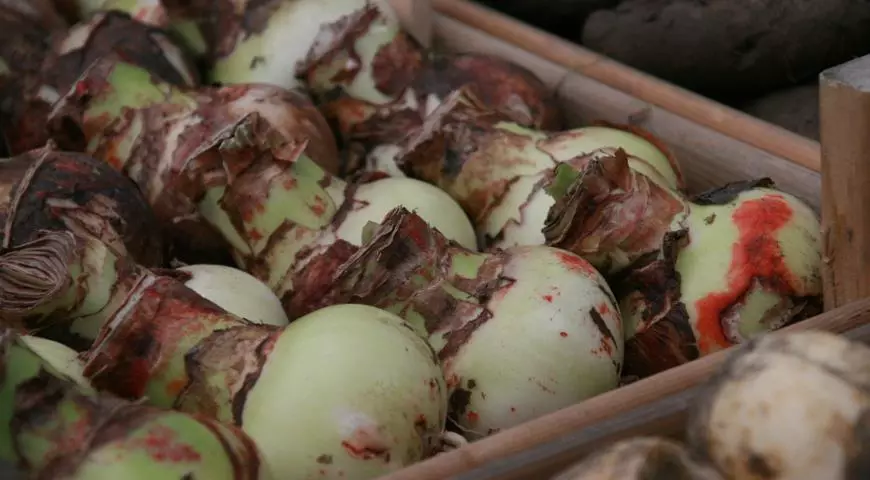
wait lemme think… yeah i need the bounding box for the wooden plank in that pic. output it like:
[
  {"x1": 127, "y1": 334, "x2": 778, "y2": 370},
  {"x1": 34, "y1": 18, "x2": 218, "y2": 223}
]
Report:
[
  {"x1": 820, "y1": 55, "x2": 870, "y2": 309},
  {"x1": 430, "y1": 14, "x2": 820, "y2": 211},
  {"x1": 431, "y1": 0, "x2": 822, "y2": 174},
  {"x1": 381, "y1": 296, "x2": 870, "y2": 480},
  {"x1": 456, "y1": 321, "x2": 870, "y2": 480}
]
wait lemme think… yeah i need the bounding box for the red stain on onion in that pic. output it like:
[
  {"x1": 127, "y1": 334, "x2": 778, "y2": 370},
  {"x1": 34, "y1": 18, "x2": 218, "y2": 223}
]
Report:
[{"x1": 694, "y1": 195, "x2": 796, "y2": 353}]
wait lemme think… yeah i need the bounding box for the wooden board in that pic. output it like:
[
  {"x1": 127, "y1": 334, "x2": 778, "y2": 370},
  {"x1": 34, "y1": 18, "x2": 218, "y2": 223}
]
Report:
[
  {"x1": 383, "y1": 297, "x2": 870, "y2": 480},
  {"x1": 377, "y1": 6, "x2": 866, "y2": 480},
  {"x1": 430, "y1": 0, "x2": 822, "y2": 174}
]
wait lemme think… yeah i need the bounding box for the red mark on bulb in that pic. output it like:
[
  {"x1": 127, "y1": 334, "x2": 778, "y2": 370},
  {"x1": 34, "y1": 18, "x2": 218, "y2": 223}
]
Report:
[
  {"x1": 694, "y1": 195, "x2": 796, "y2": 353},
  {"x1": 559, "y1": 331, "x2": 568, "y2": 338}
]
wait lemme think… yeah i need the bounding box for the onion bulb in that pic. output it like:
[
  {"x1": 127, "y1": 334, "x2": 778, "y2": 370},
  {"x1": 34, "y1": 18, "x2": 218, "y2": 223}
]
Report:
[
  {"x1": 288, "y1": 207, "x2": 623, "y2": 439},
  {"x1": 618, "y1": 179, "x2": 822, "y2": 377},
  {"x1": 84, "y1": 300, "x2": 448, "y2": 479},
  {"x1": 177, "y1": 264, "x2": 290, "y2": 327},
  {"x1": 391, "y1": 89, "x2": 682, "y2": 271},
  {"x1": 335, "y1": 177, "x2": 478, "y2": 249},
  {"x1": 49, "y1": 58, "x2": 478, "y2": 305},
  {"x1": 687, "y1": 330, "x2": 870, "y2": 480},
  {"x1": 3, "y1": 8, "x2": 198, "y2": 154},
  {"x1": 551, "y1": 437, "x2": 722, "y2": 480},
  {"x1": 0, "y1": 328, "x2": 272, "y2": 479}
]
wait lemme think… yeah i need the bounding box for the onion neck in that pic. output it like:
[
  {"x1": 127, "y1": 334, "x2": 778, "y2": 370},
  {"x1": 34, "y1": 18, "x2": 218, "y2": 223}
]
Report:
[
  {"x1": 286, "y1": 207, "x2": 500, "y2": 357},
  {"x1": 0, "y1": 232, "x2": 143, "y2": 350}
]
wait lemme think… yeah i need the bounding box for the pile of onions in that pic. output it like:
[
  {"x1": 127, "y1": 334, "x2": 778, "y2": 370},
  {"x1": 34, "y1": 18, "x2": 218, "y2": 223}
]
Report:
[
  {"x1": 0, "y1": 328, "x2": 271, "y2": 479},
  {"x1": 289, "y1": 207, "x2": 624, "y2": 439}
]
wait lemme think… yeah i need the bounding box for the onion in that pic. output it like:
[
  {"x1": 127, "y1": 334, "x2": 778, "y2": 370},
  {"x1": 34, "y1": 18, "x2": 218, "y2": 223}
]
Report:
[
  {"x1": 19, "y1": 335, "x2": 90, "y2": 389},
  {"x1": 0, "y1": 145, "x2": 164, "y2": 266},
  {"x1": 335, "y1": 177, "x2": 478, "y2": 249},
  {"x1": 83, "y1": 301, "x2": 448, "y2": 479},
  {"x1": 177, "y1": 264, "x2": 290, "y2": 327},
  {"x1": 0, "y1": 329, "x2": 271, "y2": 479},
  {"x1": 2, "y1": 9, "x2": 198, "y2": 155},
  {"x1": 392, "y1": 89, "x2": 682, "y2": 267},
  {"x1": 551, "y1": 437, "x2": 722, "y2": 480},
  {"x1": 208, "y1": 0, "x2": 401, "y2": 92},
  {"x1": 687, "y1": 330, "x2": 870, "y2": 480},
  {"x1": 618, "y1": 179, "x2": 822, "y2": 377},
  {"x1": 288, "y1": 207, "x2": 623, "y2": 439},
  {"x1": 0, "y1": 2, "x2": 65, "y2": 154},
  {"x1": 49, "y1": 58, "x2": 478, "y2": 303},
  {"x1": 0, "y1": 231, "x2": 148, "y2": 350},
  {"x1": 200, "y1": 0, "x2": 561, "y2": 175}
]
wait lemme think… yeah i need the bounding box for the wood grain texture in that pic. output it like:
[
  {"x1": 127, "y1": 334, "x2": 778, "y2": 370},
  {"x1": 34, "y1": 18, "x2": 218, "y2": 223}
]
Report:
[
  {"x1": 431, "y1": 0, "x2": 822, "y2": 173},
  {"x1": 382, "y1": 298, "x2": 870, "y2": 480},
  {"x1": 820, "y1": 55, "x2": 870, "y2": 309}
]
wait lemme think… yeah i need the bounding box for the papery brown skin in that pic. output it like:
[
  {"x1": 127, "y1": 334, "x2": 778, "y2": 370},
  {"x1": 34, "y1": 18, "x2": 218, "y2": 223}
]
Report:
[
  {"x1": 0, "y1": 329, "x2": 269, "y2": 480},
  {"x1": 83, "y1": 273, "x2": 261, "y2": 416},
  {"x1": 550, "y1": 437, "x2": 723, "y2": 480},
  {"x1": 2, "y1": 10, "x2": 200, "y2": 155},
  {"x1": 48, "y1": 57, "x2": 343, "y2": 265},
  {"x1": 0, "y1": 145, "x2": 165, "y2": 267},
  {"x1": 0, "y1": 2, "x2": 65, "y2": 154},
  {"x1": 395, "y1": 89, "x2": 529, "y2": 224},
  {"x1": 301, "y1": 5, "x2": 561, "y2": 172},
  {"x1": 616, "y1": 179, "x2": 822, "y2": 378},
  {"x1": 543, "y1": 147, "x2": 688, "y2": 275}
]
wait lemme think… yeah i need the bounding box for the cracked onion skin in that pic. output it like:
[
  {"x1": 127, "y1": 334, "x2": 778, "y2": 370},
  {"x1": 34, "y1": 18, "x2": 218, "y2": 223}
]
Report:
[
  {"x1": 0, "y1": 328, "x2": 271, "y2": 480},
  {"x1": 392, "y1": 89, "x2": 682, "y2": 267},
  {"x1": 550, "y1": 437, "x2": 722, "y2": 480},
  {"x1": 49, "y1": 58, "x2": 476, "y2": 296},
  {"x1": 289, "y1": 207, "x2": 623, "y2": 440},
  {"x1": 1, "y1": 10, "x2": 198, "y2": 155},
  {"x1": 0, "y1": 145, "x2": 164, "y2": 266},
  {"x1": 198, "y1": 0, "x2": 560, "y2": 172},
  {"x1": 618, "y1": 179, "x2": 822, "y2": 378},
  {"x1": 83, "y1": 302, "x2": 448, "y2": 480},
  {"x1": 687, "y1": 330, "x2": 870, "y2": 480}
]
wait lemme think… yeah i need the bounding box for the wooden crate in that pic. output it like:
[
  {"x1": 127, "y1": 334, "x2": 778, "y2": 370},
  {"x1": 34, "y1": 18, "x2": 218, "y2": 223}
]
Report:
[{"x1": 382, "y1": 1, "x2": 870, "y2": 479}]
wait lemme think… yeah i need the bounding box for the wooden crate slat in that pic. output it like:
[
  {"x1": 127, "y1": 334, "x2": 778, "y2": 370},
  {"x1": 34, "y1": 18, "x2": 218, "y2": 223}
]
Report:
[{"x1": 431, "y1": 0, "x2": 822, "y2": 173}]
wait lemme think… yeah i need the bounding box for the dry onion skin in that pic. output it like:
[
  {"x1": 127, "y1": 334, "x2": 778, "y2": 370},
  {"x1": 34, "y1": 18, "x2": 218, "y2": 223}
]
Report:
[
  {"x1": 1, "y1": 9, "x2": 198, "y2": 155},
  {"x1": 49, "y1": 57, "x2": 477, "y2": 297},
  {"x1": 618, "y1": 179, "x2": 822, "y2": 377},
  {"x1": 83, "y1": 303, "x2": 448, "y2": 479},
  {"x1": 389, "y1": 89, "x2": 683, "y2": 273},
  {"x1": 199, "y1": 0, "x2": 560, "y2": 169},
  {"x1": 0, "y1": 1, "x2": 67, "y2": 154},
  {"x1": 687, "y1": 330, "x2": 870, "y2": 480},
  {"x1": 0, "y1": 328, "x2": 271, "y2": 480},
  {"x1": 550, "y1": 437, "x2": 722, "y2": 480},
  {"x1": 289, "y1": 207, "x2": 623, "y2": 439}
]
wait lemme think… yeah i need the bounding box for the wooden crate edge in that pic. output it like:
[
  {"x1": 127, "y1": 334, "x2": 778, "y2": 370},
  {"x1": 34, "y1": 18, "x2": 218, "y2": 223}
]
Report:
[
  {"x1": 381, "y1": 298, "x2": 870, "y2": 480},
  {"x1": 431, "y1": 0, "x2": 822, "y2": 173}
]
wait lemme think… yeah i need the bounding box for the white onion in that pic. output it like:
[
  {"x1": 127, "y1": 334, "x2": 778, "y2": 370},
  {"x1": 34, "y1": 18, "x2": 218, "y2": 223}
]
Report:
[
  {"x1": 177, "y1": 264, "x2": 290, "y2": 326},
  {"x1": 242, "y1": 304, "x2": 447, "y2": 479},
  {"x1": 337, "y1": 177, "x2": 478, "y2": 250},
  {"x1": 443, "y1": 246, "x2": 623, "y2": 439}
]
